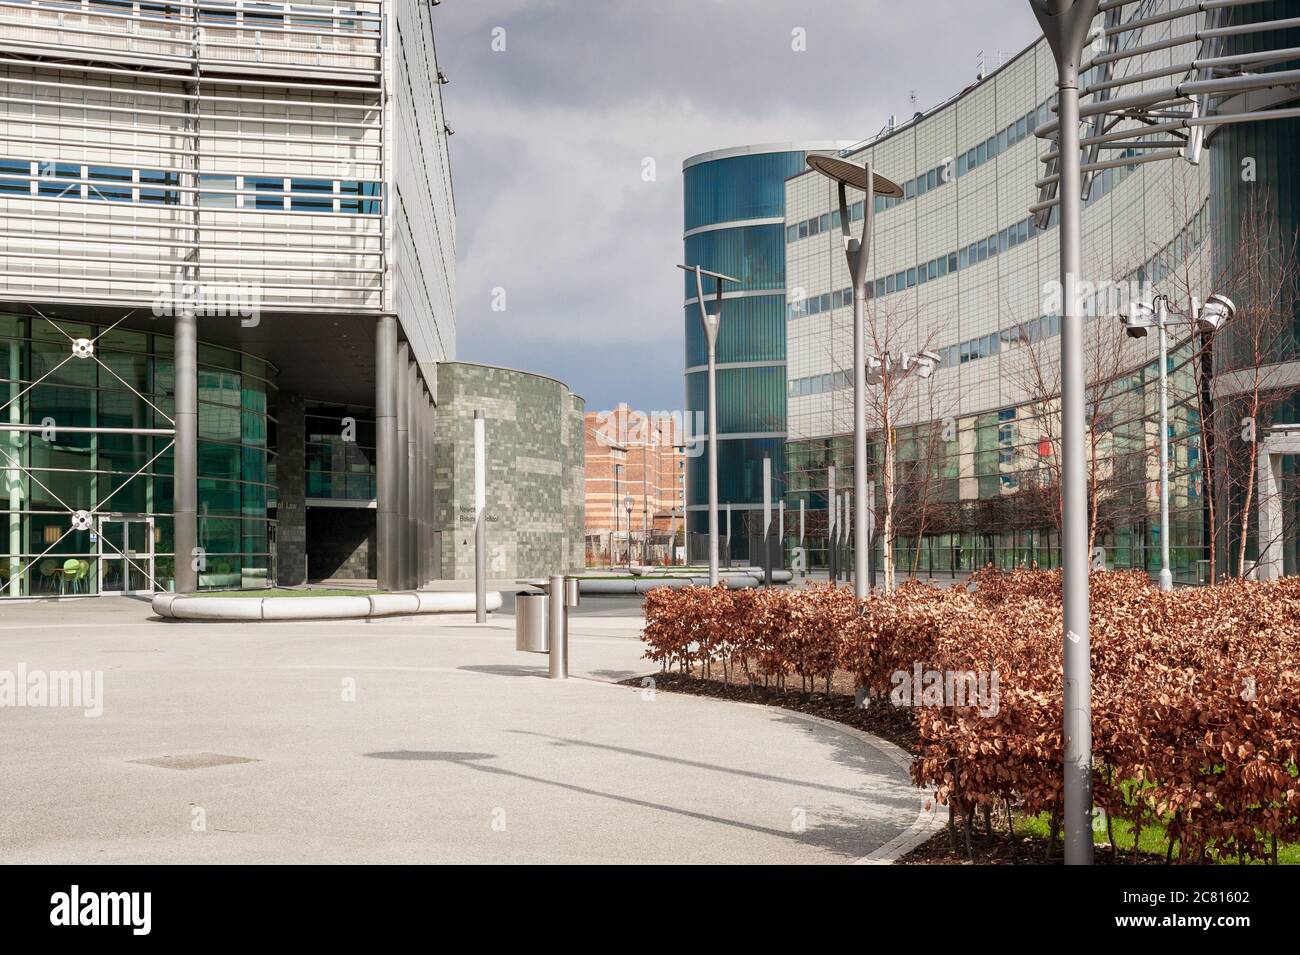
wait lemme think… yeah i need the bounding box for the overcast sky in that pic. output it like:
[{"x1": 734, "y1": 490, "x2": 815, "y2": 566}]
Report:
[{"x1": 436, "y1": 0, "x2": 1042, "y2": 416}]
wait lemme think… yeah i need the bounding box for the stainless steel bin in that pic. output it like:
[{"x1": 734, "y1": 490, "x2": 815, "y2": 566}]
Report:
[{"x1": 515, "y1": 591, "x2": 548, "y2": 653}]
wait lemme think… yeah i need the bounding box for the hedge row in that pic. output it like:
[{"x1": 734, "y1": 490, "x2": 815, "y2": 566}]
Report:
[{"x1": 641, "y1": 570, "x2": 1300, "y2": 862}]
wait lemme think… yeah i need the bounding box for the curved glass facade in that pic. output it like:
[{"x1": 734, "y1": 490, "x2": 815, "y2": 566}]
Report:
[
  {"x1": 685, "y1": 366, "x2": 787, "y2": 435},
  {"x1": 684, "y1": 295, "x2": 786, "y2": 367},
  {"x1": 683, "y1": 151, "x2": 809, "y2": 232},
  {"x1": 683, "y1": 147, "x2": 822, "y2": 542},
  {"x1": 1, "y1": 313, "x2": 278, "y2": 596},
  {"x1": 682, "y1": 226, "x2": 787, "y2": 295}
]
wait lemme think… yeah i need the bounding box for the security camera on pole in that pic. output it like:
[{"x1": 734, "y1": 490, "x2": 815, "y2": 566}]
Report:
[{"x1": 1121, "y1": 292, "x2": 1235, "y2": 592}]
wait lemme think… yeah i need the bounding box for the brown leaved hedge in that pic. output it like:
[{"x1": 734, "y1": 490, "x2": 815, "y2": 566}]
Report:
[{"x1": 640, "y1": 570, "x2": 1300, "y2": 862}]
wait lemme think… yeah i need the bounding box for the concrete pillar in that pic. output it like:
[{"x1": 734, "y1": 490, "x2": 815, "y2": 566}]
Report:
[
  {"x1": 407, "y1": 362, "x2": 419, "y2": 590},
  {"x1": 422, "y1": 392, "x2": 430, "y2": 587},
  {"x1": 375, "y1": 316, "x2": 397, "y2": 589},
  {"x1": 428, "y1": 393, "x2": 437, "y2": 581},
  {"x1": 276, "y1": 393, "x2": 307, "y2": 586},
  {"x1": 414, "y1": 387, "x2": 423, "y2": 589},
  {"x1": 395, "y1": 343, "x2": 411, "y2": 590},
  {"x1": 1257, "y1": 443, "x2": 1284, "y2": 581},
  {"x1": 173, "y1": 311, "x2": 198, "y2": 593},
  {"x1": 412, "y1": 371, "x2": 421, "y2": 589}
]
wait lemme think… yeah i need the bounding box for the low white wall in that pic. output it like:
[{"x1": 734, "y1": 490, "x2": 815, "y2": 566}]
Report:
[{"x1": 152, "y1": 590, "x2": 503, "y2": 621}]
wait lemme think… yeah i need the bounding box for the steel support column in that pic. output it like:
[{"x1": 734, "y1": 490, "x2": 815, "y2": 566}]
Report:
[
  {"x1": 395, "y1": 343, "x2": 410, "y2": 591},
  {"x1": 173, "y1": 310, "x2": 198, "y2": 594},
  {"x1": 415, "y1": 387, "x2": 425, "y2": 589},
  {"x1": 1030, "y1": 0, "x2": 1100, "y2": 867},
  {"x1": 375, "y1": 316, "x2": 398, "y2": 590},
  {"x1": 423, "y1": 393, "x2": 433, "y2": 586},
  {"x1": 408, "y1": 365, "x2": 420, "y2": 591}
]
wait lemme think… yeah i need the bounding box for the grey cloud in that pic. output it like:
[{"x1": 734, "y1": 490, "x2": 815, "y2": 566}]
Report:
[{"x1": 435, "y1": 0, "x2": 1041, "y2": 413}]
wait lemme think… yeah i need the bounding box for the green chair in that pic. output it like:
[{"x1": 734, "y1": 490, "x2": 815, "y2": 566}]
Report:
[
  {"x1": 62, "y1": 559, "x2": 91, "y2": 594},
  {"x1": 39, "y1": 558, "x2": 58, "y2": 594},
  {"x1": 62, "y1": 558, "x2": 81, "y2": 594}
]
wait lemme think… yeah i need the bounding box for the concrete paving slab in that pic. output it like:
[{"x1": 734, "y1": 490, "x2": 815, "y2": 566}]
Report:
[{"x1": 0, "y1": 597, "x2": 930, "y2": 864}]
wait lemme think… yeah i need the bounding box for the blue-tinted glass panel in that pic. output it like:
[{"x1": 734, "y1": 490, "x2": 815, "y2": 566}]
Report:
[{"x1": 683, "y1": 151, "x2": 808, "y2": 231}]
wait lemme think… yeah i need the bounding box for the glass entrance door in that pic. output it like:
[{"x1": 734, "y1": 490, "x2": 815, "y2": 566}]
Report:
[{"x1": 97, "y1": 516, "x2": 156, "y2": 595}]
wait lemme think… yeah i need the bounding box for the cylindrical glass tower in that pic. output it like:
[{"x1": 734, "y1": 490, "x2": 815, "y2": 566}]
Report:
[{"x1": 682, "y1": 143, "x2": 850, "y2": 557}]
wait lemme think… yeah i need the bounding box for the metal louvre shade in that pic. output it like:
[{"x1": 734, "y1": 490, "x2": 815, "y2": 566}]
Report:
[{"x1": 806, "y1": 155, "x2": 904, "y2": 197}]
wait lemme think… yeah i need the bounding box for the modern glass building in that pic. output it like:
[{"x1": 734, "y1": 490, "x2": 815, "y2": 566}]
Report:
[
  {"x1": 681, "y1": 143, "x2": 851, "y2": 553},
  {"x1": 0, "y1": 0, "x2": 447, "y2": 599},
  {"x1": 2, "y1": 312, "x2": 277, "y2": 595},
  {"x1": 0, "y1": 1, "x2": 587, "y2": 602},
  {"x1": 680, "y1": 1, "x2": 1300, "y2": 582}
]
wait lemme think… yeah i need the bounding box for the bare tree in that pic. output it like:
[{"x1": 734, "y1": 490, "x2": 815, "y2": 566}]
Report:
[{"x1": 1212, "y1": 194, "x2": 1300, "y2": 577}]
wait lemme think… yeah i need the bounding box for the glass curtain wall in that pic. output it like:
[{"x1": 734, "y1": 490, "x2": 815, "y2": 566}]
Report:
[
  {"x1": 785, "y1": 338, "x2": 1207, "y2": 581},
  {"x1": 0, "y1": 312, "x2": 277, "y2": 597}
]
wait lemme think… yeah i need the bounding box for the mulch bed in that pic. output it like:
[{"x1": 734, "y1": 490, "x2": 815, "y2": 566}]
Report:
[
  {"x1": 901, "y1": 829, "x2": 1167, "y2": 865},
  {"x1": 621, "y1": 667, "x2": 1167, "y2": 865},
  {"x1": 617, "y1": 669, "x2": 919, "y2": 752}
]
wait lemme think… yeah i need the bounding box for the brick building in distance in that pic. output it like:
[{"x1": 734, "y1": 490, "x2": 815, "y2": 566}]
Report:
[{"x1": 583, "y1": 405, "x2": 688, "y2": 566}]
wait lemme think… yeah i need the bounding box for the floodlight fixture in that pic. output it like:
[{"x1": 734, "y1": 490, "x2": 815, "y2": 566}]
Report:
[
  {"x1": 1122, "y1": 301, "x2": 1156, "y2": 338},
  {"x1": 1197, "y1": 293, "x2": 1235, "y2": 333}
]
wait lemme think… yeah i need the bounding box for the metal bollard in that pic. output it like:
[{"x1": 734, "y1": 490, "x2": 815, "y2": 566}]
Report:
[{"x1": 548, "y1": 574, "x2": 567, "y2": 679}]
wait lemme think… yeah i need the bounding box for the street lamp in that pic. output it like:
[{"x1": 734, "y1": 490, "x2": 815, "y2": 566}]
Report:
[
  {"x1": 806, "y1": 154, "x2": 904, "y2": 600},
  {"x1": 1028, "y1": 0, "x2": 1102, "y2": 867},
  {"x1": 678, "y1": 263, "x2": 740, "y2": 586},
  {"x1": 611, "y1": 450, "x2": 626, "y2": 569},
  {"x1": 624, "y1": 494, "x2": 634, "y2": 573},
  {"x1": 1121, "y1": 293, "x2": 1235, "y2": 592},
  {"x1": 677, "y1": 455, "x2": 686, "y2": 566}
]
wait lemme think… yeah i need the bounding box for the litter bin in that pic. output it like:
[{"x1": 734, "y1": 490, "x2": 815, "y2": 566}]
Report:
[{"x1": 515, "y1": 591, "x2": 548, "y2": 653}]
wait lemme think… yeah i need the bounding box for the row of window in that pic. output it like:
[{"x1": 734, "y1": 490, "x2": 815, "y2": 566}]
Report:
[
  {"x1": 787, "y1": 33, "x2": 1154, "y2": 248},
  {"x1": 788, "y1": 214, "x2": 1040, "y2": 320},
  {"x1": 787, "y1": 198, "x2": 1212, "y2": 397},
  {"x1": 786, "y1": 101, "x2": 1051, "y2": 245},
  {"x1": 0, "y1": 160, "x2": 382, "y2": 214},
  {"x1": 9, "y1": 0, "x2": 379, "y2": 31},
  {"x1": 788, "y1": 144, "x2": 1151, "y2": 324}
]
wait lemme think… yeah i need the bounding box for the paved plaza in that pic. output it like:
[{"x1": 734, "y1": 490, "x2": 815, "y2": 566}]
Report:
[{"x1": 0, "y1": 594, "x2": 933, "y2": 864}]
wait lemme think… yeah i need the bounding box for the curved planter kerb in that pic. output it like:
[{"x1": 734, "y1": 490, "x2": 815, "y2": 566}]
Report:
[{"x1": 151, "y1": 590, "x2": 503, "y2": 622}]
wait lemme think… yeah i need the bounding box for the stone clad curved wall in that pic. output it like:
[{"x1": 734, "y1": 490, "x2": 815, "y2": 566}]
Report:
[{"x1": 434, "y1": 362, "x2": 585, "y2": 579}]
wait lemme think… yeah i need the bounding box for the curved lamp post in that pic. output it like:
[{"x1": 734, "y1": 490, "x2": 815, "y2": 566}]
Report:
[
  {"x1": 1028, "y1": 0, "x2": 1102, "y2": 866},
  {"x1": 678, "y1": 263, "x2": 741, "y2": 586},
  {"x1": 805, "y1": 155, "x2": 904, "y2": 599}
]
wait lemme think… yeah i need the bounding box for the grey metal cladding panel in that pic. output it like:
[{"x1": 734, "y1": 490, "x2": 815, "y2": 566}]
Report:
[{"x1": 392, "y1": 0, "x2": 457, "y2": 366}]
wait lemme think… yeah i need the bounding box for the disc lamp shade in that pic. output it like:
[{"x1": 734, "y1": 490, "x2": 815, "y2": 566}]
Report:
[{"x1": 805, "y1": 155, "x2": 904, "y2": 198}]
